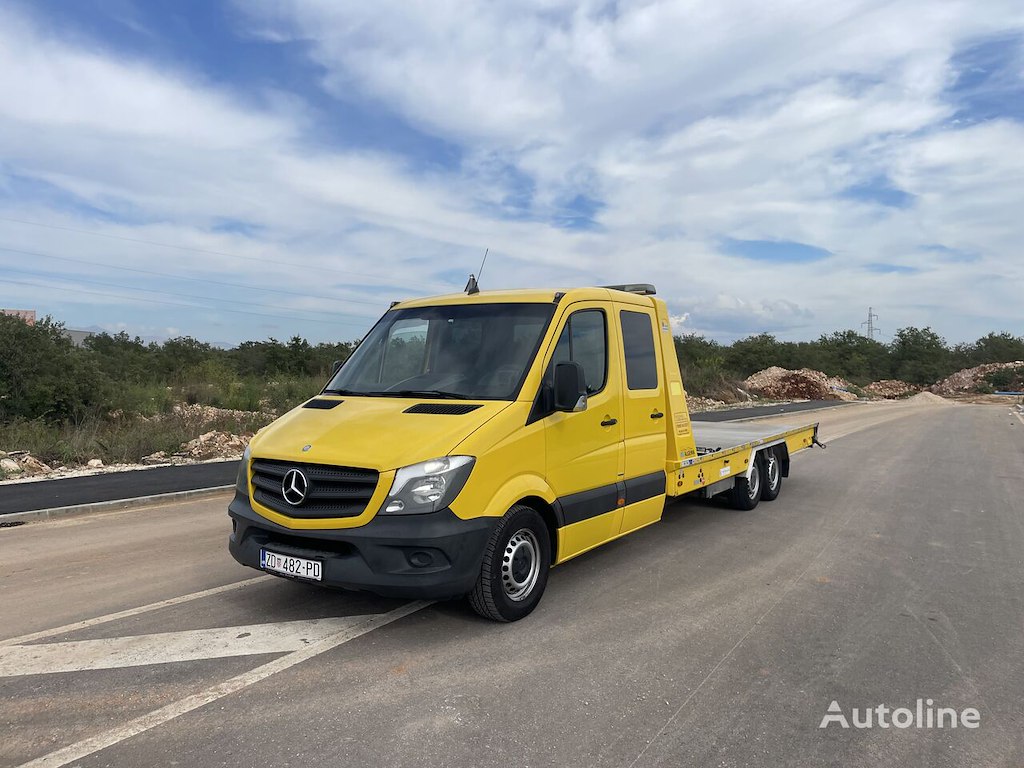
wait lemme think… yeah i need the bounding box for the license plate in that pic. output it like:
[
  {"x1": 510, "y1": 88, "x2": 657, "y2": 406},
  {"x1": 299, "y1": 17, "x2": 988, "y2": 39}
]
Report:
[{"x1": 260, "y1": 549, "x2": 323, "y2": 581}]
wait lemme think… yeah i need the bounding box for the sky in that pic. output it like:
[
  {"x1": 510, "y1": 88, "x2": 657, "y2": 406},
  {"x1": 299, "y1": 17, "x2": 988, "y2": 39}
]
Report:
[{"x1": 0, "y1": 0, "x2": 1022, "y2": 346}]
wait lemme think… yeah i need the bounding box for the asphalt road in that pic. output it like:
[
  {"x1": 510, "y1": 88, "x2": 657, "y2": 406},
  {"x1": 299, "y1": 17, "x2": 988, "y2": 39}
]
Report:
[
  {"x1": 1, "y1": 399, "x2": 1022, "y2": 767},
  {"x1": 0, "y1": 461, "x2": 238, "y2": 516},
  {"x1": 0, "y1": 401, "x2": 851, "y2": 516},
  {"x1": 692, "y1": 398, "x2": 852, "y2": 422}
]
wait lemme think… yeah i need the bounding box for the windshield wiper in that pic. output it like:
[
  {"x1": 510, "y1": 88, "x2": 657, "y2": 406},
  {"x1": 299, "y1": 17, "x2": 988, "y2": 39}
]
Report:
[
  {"x1": 385, "y1": 389, "x2": 474, "y2": 400},
  {"x1": 324, "y1": 389, "x2": 475, "y2": 399}
]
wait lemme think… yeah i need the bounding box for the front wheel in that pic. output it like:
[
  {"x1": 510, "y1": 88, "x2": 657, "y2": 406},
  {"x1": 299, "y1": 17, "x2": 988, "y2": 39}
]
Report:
[{"x1": 469, "y1": 505, "x2": 551, "y2": 622}]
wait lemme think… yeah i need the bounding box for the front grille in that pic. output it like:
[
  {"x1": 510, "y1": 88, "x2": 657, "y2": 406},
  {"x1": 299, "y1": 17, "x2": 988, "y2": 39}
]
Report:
[{"x1": 251, "y1": 459, "x2": 379, "y2": 519}]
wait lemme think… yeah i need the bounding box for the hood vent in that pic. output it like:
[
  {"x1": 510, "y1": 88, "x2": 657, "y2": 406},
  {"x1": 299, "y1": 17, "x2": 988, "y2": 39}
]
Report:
[
  {"x1": 303, "y1": 398, "x2": 344, "y2": 410},
  {"x1": 404, "y1": 403, "x2": 482, "y2": 415}
]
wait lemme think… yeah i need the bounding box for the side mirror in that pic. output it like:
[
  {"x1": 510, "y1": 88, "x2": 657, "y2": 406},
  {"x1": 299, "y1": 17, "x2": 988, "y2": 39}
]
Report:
[
  {"x1": 331, "y1": 360, "x2": 343, "y2": 375},
  {"x1": 553, "y1": 361, "x2": 587, "y2": 412}
]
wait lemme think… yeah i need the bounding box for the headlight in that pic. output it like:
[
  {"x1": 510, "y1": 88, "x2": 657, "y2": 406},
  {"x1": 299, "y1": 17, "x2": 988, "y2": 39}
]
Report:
[
  {"x1": 380, "y1": 456, "x2": 475, "y2": 515},
  {"x1": 235, "y1": 444, "x2": 251, "y2": 494}
]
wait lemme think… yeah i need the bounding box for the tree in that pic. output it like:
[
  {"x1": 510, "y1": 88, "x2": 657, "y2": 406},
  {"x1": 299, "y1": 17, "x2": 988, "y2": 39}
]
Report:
[
  {"x1": 724, "y1": 334, "x2": 796, "y2": 377},
  {"x1": 0, "y1": 315, "x2": 105, "y2": 422},
  {"x1": 815, "y1": 330, "x2": 891, "y2": 384},
  {"x1": 889, "y1": 327, "x2": 952, "y2": 385},
  {"x1": 85, "y1": 331, "x2": 154, "y2": 384},
  {"x1": 157, "y1": 336, "x2": 214, "y2": 381},
  {"x1": 960, "y1": 332, "x2": 1024, "y2": 367},
  {"x1": 674, "y1": 334, "x2": 723, "y2": 367}
]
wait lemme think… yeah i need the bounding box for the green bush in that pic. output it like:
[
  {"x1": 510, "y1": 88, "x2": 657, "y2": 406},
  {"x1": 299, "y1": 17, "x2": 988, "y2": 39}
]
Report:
[
  {"x1": 984, "y1": 366, "x2": 1024, "y2": 391},
  {"x1": 0, "y1": 315, "x2": 106, "y2": 423}
]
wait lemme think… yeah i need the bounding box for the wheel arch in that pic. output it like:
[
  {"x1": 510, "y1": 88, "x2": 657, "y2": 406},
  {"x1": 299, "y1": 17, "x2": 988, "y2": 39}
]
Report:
[
  {"x1": 776, "y1": 443, "x2": 791, "y2": 477},
  {"x1": 515, "y1": 496, "x2": 559, "y2": 564},
  {"x1": 743, "y1": 440, "x2": 790, "y2": 479}
]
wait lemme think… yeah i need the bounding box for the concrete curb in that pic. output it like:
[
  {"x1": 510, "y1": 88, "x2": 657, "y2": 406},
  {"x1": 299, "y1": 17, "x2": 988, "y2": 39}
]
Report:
[{"x1": 1, "y1": 485, "x2": 233, "y2": 524}]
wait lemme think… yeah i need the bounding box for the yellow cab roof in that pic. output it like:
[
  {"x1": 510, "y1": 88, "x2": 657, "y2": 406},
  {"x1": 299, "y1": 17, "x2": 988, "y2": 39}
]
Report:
[{"x1": 393, "y1": 286, "x2": 656, "y2": 310}]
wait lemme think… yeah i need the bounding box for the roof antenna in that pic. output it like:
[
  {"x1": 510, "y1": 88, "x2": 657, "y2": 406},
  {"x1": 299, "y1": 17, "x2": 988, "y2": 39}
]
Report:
[{"x1": 464, "y1": 247, "x2": 488, "y2": 295}]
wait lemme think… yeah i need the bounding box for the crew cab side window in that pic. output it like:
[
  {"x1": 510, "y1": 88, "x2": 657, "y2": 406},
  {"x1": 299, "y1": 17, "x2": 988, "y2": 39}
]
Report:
[
  {"x1": 551, "y1": 309, "x2": 607, "y2": 394},
  {"x1": 620, "y1": 310, "x2": 658, "y2": 390}
]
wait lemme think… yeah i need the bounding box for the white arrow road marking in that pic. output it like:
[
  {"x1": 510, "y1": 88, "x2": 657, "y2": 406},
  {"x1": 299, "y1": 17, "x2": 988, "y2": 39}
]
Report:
[
  {"x1": 0, "y1": 575, "x2": 270, "y2": 648},
  {"x1": 0, "y1": 616, "x2": 370, "y2": 676},
  {"x1": 17, "y1": 600, "x2": 432, "y2": 768}
]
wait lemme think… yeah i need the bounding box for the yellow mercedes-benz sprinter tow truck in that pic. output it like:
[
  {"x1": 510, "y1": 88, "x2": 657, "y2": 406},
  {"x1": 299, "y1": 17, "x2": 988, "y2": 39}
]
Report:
[{"x1": 228, "y1": 284, "x2": 822, "y2": 621}]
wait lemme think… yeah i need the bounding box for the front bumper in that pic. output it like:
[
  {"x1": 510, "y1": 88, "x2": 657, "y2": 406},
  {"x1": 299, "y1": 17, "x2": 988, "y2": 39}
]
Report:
[{"x1": 228, "y1": 489, "x2": 497, "y2": 600}]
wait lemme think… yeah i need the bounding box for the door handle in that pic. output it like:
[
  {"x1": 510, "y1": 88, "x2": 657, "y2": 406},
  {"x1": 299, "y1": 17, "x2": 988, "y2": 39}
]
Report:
[
  {"x1": 601, "y1": 417, "x2": 618, "y2": 427},
  {"x1": 650, "y1": 411, "x2": 664, "y2": 419}
]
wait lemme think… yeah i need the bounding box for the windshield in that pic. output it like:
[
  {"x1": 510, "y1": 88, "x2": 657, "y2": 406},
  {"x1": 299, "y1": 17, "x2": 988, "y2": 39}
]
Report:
[{"x1": 326, "y1": 303, "x2": 556, "y2": 400}]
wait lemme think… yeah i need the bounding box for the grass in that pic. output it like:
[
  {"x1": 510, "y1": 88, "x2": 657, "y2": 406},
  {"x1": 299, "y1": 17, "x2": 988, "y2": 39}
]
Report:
[
  {"x1": 0, "y1": 409, "x2": 276, "y2": 468},
  {"x1": 0, "y1": 373, "x2": 327, "y2": 468},
  {"x1": 679, "y1": 361, "x2": 747, "y2": 402}
]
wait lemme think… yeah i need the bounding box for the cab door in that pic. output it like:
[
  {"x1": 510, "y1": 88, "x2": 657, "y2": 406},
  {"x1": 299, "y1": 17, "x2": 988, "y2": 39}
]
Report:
[
  {"x1": 540, "y1": 303, "x2": 625, "y2": 562},
  {"x1": 615, "y1": 305, "x2": 668, "y2": 534}
]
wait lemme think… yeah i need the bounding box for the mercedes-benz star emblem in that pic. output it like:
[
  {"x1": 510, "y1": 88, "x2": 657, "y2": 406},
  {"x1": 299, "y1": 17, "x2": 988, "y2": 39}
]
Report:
[{"x1": 281, "y1": 468, "x2": 309, "y2": 506}]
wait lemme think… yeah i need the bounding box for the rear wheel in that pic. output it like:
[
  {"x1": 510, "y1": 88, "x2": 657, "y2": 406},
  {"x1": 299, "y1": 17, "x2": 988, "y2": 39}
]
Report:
[
  {"x1": 469, "y1": 505, "x2": 551, "y2": 622},
  {"x1": 729, "y1": 458, "x2": 761, "y2": 510},
  {"x1": 760, "y1": 449, "x2": 782, "y2": 501}
]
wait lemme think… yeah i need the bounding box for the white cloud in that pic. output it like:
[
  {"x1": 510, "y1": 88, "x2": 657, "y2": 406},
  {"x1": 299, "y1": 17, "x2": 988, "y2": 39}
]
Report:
[
  {"x1": 1, "y1": 2, "x2": 1023, "y2": 344},
  {"x1": 0, "y1": 11, "x2": 288, "y2": 150}
]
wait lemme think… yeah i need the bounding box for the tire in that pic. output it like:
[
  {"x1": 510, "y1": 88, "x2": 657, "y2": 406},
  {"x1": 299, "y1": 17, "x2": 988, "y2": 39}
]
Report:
[
  {"x1": 729, "y1": 458, "x2": 762, "y2": 511},
  {"x1": 468, "y1": 504, "x2": 551, "y2": 622},
  {"x1": 760, "y1": 449, "x2": 782, "y2": 501}
]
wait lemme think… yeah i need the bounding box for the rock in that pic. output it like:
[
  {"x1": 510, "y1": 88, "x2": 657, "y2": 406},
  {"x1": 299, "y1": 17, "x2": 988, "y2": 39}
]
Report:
[
  {"x1": 141, "y1": 451, "x2": 170, "y2": 465},
  {"x1": 178, "y1": 431, "x2": 251, "y2": 460},
  {"x1": 0, "y1": 452, "x2": 51, "y2": 475},
  {"x1": 19, "y1": 455, "x2": 52, "y2": 474},
  {"x1": 87, "y1": 458, "x2": 104, "y2": 469}
]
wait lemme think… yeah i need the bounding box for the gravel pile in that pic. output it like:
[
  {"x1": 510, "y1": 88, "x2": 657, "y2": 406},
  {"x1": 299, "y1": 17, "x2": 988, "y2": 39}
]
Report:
[
  {"x1": 686, "y1": 396, "x2": 727, "y2": 412},
  {"x1": 864, "y1": 379, "x2": 919, "y2": 399},
  {"x1": 172, "y1": 403, "x2": 264, "y2": 422},
  {"x1": 932, "y1": 361, "x2": 1024, "y2": 395},
  {"x1": 142, "y1": 431, "x2": 252, "y2": 465},
  {"x1": 744, "y1": 367, "x2": 858, "y2": 401}
]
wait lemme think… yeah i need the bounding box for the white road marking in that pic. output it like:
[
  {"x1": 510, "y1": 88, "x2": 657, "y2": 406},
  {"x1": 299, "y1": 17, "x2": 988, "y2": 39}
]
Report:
[
  {"x1": 0, "y1": 617, "x2": 370, "y2": 676},
  {"x1": 0, "y1": 576, "x2": 269, "y2": 648},
  {"x1": 18, "y1": 600, "x2": 431, "y2": 768}
]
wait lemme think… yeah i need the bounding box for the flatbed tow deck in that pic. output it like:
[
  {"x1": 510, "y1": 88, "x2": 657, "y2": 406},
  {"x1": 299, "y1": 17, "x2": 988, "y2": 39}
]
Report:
[{"x1": 670, "y1": 421, "x2": 823, "y2": 508}]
